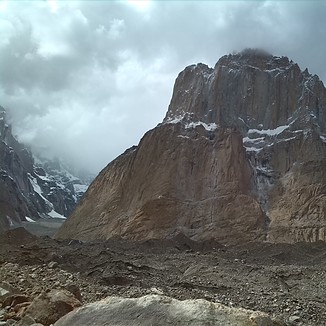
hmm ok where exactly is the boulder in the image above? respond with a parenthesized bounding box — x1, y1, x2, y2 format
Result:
(54, 294, 283, 326)
(2, 294, 30, 309)
(0, 282, 20, 303)
(22, 289, 81, 326)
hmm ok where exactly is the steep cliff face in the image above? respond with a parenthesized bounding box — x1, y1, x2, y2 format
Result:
(165, 49, 326, 131)
(0, 108, 89, 229)
(0, 108, 39, 227)
(57, 125, 265, 243)
(56, 50, 326, 244)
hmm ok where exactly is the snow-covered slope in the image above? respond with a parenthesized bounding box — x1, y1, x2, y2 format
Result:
(0, 107, 91, 229)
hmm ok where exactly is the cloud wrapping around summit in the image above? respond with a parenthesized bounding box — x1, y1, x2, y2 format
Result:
(1, 0, 325, 172)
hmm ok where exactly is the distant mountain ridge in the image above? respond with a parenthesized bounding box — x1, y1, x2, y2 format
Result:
(0, 107, 91, 232)
(56, 49, 326, 244)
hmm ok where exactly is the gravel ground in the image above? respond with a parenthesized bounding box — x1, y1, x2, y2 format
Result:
(1, 225, 326, 325)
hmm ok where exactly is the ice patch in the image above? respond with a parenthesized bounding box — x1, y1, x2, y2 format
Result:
(277, 136, 297, 143)
(185, 121, 218, 131)
(25, 216, 36, 223)
(29, 174, 54, 209)
(243, 136, 265, 144)
(166, 115, 185, 124)
(266, 68, 282, 73)
(248, 125, 289, 136)
(244, 147, 263, 152)
(29, 175, 43, 196)
(203, 71, 213, 79)
(257, 166, 273, 174)
(48, 209, 66, 219)
(321, 135, 326, 143)
(265, 68, 283, 76)
(36, 175, 51, 181)
(165, 115, 218, 131)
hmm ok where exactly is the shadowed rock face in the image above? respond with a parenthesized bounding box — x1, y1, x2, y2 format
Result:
(56, 49, 326, 244)
(165, 49, 326, 131)
(0, 108, 89, 227)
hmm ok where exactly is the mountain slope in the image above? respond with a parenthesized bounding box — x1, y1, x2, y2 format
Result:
(56, 50, 326, 244)
(0, 108, 90, 230)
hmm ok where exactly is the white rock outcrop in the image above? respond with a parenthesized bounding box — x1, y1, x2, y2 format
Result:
(54, 294, 283, 326)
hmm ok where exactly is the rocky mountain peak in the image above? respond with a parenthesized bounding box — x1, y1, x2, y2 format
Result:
(164, 49, 326, 133)
(216, 48, 286, 70)
(56, 51, 326, 244)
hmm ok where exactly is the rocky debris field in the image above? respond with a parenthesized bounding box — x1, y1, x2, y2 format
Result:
(1, 227, 326, 325)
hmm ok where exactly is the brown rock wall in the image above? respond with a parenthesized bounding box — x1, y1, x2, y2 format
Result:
(56, 124, 265, 244)
(56, 50, 326, 244)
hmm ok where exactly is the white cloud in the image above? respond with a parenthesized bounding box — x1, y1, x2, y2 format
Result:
(0, 0, 326, 173)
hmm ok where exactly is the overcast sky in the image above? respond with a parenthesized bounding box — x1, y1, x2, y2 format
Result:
(1, 0, 326, 174)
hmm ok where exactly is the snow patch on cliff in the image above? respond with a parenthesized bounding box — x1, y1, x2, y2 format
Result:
(48, 209, 66, 219)
(185, 121, 218, 131)
(165, 115, 218, 131)
(29, 174, 54, 210)
(244, 147, 263, 152)
(165, 114, 185, 124)
(248, 125, 289, 136)
(25, 216, 36, 222)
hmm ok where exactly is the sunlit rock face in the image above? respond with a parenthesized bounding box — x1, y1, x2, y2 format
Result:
(53, 294, 283, 326)
(56, 49, 326, 244)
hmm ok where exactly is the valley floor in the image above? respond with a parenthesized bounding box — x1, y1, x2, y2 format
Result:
(21, 218, 65, 237)
(1, 225, 326, 325)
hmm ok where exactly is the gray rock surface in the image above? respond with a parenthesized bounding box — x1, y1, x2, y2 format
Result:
(0, 107, 89, 226)
(54, 294, 283, 326)
(0, 216, 9, 234)
(165, 49, 326, 131)
(0, 282, 20, 302)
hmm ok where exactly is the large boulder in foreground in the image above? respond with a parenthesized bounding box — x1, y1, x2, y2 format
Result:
(54, 294, 283, 326)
